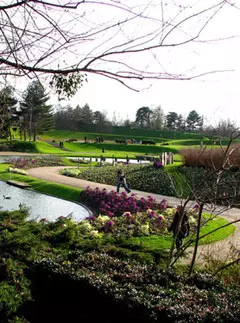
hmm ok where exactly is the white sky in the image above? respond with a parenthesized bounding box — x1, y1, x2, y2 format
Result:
(12, 0, 240, 127)
(52, 0, 240, 126)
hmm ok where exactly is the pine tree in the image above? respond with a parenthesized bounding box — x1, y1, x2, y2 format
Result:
(20, 81, 53, 141)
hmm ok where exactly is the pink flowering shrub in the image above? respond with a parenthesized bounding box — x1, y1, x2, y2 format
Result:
(80, 186, 166, 217)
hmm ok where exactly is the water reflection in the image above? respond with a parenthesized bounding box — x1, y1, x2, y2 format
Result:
(65, 157, 150, 164)
(0, 181, 90, 222)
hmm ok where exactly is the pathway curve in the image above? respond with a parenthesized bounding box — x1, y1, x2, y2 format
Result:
(27, 166, 240, 265)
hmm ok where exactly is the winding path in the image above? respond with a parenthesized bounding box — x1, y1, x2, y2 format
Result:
(1, 151, 239, 264)
(27, 166, 240, 264)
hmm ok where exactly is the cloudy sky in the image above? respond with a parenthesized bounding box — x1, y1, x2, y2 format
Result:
(51, 0, 239, 126)
(11, 0, 239, 127)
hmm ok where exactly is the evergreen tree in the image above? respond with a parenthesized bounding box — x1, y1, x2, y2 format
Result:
(186, 110, 202, 132)
(135, 107, 153, 128)
(165, 112, 178, 130)
(20, 81, 53, 141)
(0, 86, 18, 139)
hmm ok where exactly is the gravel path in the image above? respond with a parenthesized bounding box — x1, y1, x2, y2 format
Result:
(27, 166, 240, 265)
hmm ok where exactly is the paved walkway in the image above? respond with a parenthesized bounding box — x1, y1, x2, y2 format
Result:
(27, 166, 240, 265)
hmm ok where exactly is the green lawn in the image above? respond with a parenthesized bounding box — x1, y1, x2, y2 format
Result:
(121, 215, 235, 253)
(41, 128, 206, 142)
(0, 164, 82, 202)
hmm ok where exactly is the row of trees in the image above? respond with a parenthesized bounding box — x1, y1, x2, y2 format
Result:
(0, 81, 237, 140)
(135, 106, 203, 132)
(0, 81, 53, 141)
(54, 104, 112, 133)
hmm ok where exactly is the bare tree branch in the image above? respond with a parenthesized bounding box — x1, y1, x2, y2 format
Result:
(0, 0, 234, 92)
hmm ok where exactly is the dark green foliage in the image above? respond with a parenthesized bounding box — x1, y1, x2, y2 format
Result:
(0, 86, 18, 139)
(135, 107, 153, 128)
(0, 206, 238, 322)
(186, 110, 203, 131)
(29, 252, 240, 323)
(50, 72, 85, 100)
(70, 164, 176, 196)
(1, 140, 38, 152)
(20, 81, 53, 141)
(179, 166, 240, 205)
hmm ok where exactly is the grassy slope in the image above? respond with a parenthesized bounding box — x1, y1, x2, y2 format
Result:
(0, 164, 82, 202)
(41, 128, 206, 142)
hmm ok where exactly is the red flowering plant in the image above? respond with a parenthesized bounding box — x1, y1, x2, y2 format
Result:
(80, 187, 165, 217)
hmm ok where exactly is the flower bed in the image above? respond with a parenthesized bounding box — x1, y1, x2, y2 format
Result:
(7, 156, 64, 169)
(80, 186, 168, 217)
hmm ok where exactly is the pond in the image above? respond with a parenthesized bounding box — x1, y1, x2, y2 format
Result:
(65, 157, 151, 164)
(0, 181, 91, 222)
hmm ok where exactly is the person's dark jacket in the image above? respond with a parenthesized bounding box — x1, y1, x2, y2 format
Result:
(168, 211, 190, 239)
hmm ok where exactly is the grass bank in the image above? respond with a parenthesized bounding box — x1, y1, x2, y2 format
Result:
(0, 164, 82, 202)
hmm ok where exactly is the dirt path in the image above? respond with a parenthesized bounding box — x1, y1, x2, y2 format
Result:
(27, 166, 240, 264)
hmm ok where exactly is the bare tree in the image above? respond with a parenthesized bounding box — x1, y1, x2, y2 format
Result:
(166, 130, 240, 275)
(0, 0, 233, 97)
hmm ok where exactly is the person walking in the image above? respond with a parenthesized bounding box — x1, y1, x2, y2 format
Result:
(116, 169, 131, 193)
(168, 205, 190, 250)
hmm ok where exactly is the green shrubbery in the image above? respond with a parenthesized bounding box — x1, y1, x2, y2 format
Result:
(63, 164, 176, 196)
(30, 252, 240, 323)
(179, 166, 240, 205)
(0, 202, 238, 322)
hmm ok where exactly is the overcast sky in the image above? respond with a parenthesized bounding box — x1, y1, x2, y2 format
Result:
(49, 1, 239, 126)
(14, 0, 240, 127)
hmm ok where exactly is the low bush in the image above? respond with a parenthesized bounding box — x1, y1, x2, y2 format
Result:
(181, 145, 240, 169)
(8, 140, 38, 152)
(29, 252, 240, 323)
(179, 166, 240, 205)
(142, 140, 156, 145)
(63, 164, 176, 196)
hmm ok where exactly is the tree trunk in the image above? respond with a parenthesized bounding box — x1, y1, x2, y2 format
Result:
(189, 203, 204, 276)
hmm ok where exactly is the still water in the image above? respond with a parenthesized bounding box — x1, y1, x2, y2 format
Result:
(65, 157, 150, 164)
(0, 181, 90, 222)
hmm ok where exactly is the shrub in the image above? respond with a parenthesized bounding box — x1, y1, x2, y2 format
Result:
(64, 164, 176, 196)
(141, 140, 156, 145)
(181, 145, 240, 169)
(29, 253, 240, 323)
(8, 156, 64, 169)
(80, 187, 167, 216)
(179, 166, 240, 205)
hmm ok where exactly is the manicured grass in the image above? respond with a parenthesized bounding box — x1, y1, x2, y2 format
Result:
(35, 141, 64, 154)
(42, 128, 206, 141)
(63, 142, 178, 155)
(199, 216, 235, 244)
(0, 164, 82, 203)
